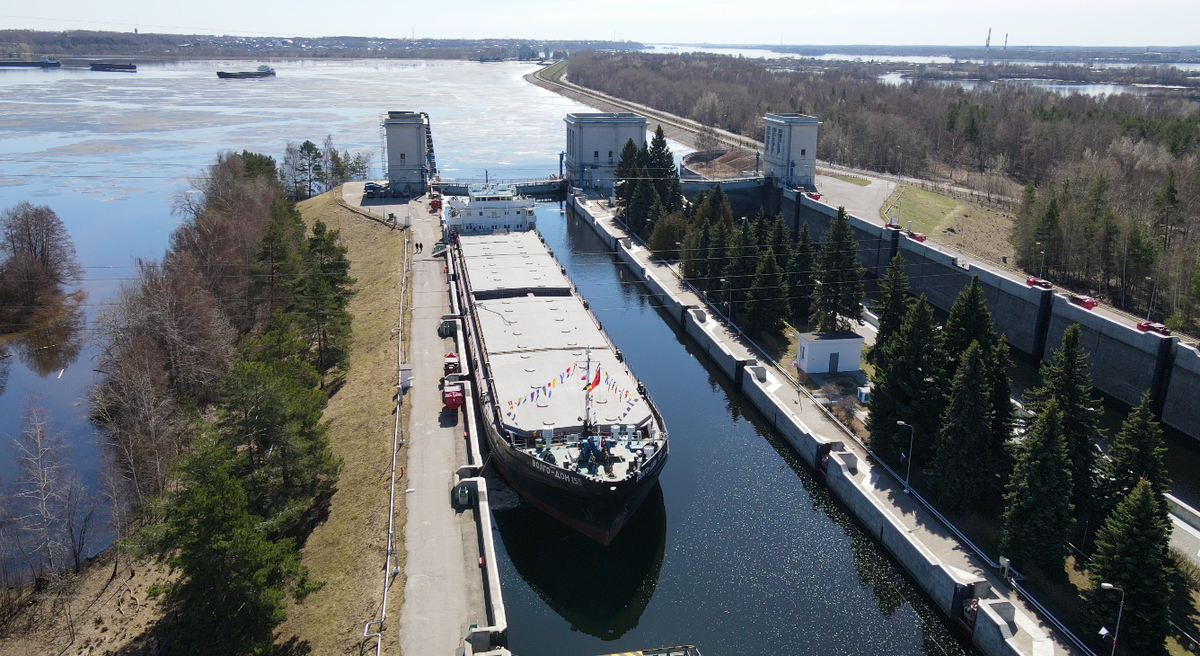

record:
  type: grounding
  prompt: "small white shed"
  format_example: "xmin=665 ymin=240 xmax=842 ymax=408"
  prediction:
xmin=795 ymin=331 xmax=863 ymax=374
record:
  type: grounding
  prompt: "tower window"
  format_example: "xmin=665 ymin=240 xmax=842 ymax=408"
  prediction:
xmin=801 ymin=149 xmax=806 ymax=156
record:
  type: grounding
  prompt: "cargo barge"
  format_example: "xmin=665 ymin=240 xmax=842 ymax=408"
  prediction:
xmin=90 ymin=62 xmax=137 ymax=72
xmin=445 ymin=184 xmax=668 ymax=544
xmin=216 ymin=65 xmax=275 ymax=79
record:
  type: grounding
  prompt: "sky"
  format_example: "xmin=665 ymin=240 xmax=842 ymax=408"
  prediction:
xmin=2 ymin=0 xmax=1198 ymax=48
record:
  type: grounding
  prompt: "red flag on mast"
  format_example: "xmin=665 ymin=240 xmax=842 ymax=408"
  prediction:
xmin=584 ymin=367 xmax=601 ymax=391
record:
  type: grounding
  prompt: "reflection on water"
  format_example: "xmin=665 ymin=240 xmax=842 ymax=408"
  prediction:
xmin=0 ymin=291 xmax=86 ymax=377
xmin=493 ymin=483 xmax=666 ymax=640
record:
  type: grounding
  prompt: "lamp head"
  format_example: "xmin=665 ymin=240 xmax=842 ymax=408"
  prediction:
xmin=1101 ymin=582 xmax=1114 ymax=590
xmin=897 ymin=420 xmax=908 ymax=426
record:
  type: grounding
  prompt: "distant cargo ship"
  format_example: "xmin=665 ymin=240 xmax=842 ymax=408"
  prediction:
xmin=90 ymin=62 xmax=137 ymax=72
xmin=0 ymin=57 xmax=60 ymax=68
xmin=216 ymin=65 xmax=275 ymax=79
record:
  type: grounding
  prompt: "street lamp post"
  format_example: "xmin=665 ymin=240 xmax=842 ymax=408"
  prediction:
xmin=1100 ymin=582 xmax=1125 ymax=656
xmin=898 ymin=420 xmax=915 ymax=494
xmin=1036 ymin=241 xmax=1047 ymax=278
xmin=1145 ymin=276 xmax=1157 ymax=321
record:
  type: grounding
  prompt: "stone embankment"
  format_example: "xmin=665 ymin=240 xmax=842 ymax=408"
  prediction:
xmin=570 ymin=190 xmax=1082 ymax=656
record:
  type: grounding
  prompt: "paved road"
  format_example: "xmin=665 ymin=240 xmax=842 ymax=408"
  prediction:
xmin=813 ymin=173 xmax=895 ymax=222
xmin=344 ymin=183 xmax=485 ymax=655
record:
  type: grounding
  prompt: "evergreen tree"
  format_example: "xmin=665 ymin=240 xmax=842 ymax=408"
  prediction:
xmin=295 ymin=220 xmax=356 ymax=377
xmin=709 ymin=214 xmax=732 ymax=297
xmin=1000 ymin=400 xmax=1074 ymax=572
xmin=690 ymin=217 xmax=713 ymax=285
xmin=752 ymin=207 xmax=770 ymax=249
xmin=615 ymin=138 xmax=640 ymax=209
xmin=944 ymin=276 xmax=997 ymax=371
xmin=811 ymin=207 xmax=866 ymax=331
xmin=239 ymin=150 xmax=278 ymax=180
xmin=1100 ymin=392 xmax=1170 ymax=522
xmin=725 ymin=222 xmax=758 ymax=318
xmin=144 ymin=433 xmax=318 ymax=655
xmin=707 ymin=183 xmax=733 ymax=228
xmin=647 ymin=211 xmax=689 ymax=259
xmin=787 ymin=223 xmax=815 ymax=325
xmin=1086 ymin=479 xmax=1172 ymax=656
xmin=648 ymin=126 xmax=682 ymax=211
xmin=217 ymin=359 xmax=341 ymax=534
xmin=626 ymin=171 xmax=659 ymax=237
xmin=867 ymin=255 xmax=912 ymax=366
xmin=252 ymin=199 xmax=306 ymax=316
xmin=681 ymin=216 xmax=708 ymax=280
xmin=1028 ymin=324 xmax=1102 ymax=524
xmin=645 ymin=194 xmax=664 ymax=240
xmin=988 ymin=336 xmax=1017 ymax=470
xmin=866 ymin=296 xmax=946 ymax=460
xmin=687 ymin=189 xmax=706 ymax=224
xmin=769 ymin=214 xmax=791 ymax=270
xmin=745 ymin=247 xmax=790 ymax=333
xmin=933 ymin=342 xmax=992 ymax=510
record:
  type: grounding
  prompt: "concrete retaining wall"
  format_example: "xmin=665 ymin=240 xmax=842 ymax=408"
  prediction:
xmin=1043 ymin=295 xmax=1169 ymax=408
xmin=1164 ymin=344 xmax=1200 ymax=436
xmin=683 ymin=309 xmax=744 ymax=382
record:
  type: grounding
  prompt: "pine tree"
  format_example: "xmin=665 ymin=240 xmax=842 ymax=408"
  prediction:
xmin=645 ymin=192 xmax=665 ymax=240
xmin=1028 ymin=324 xmax=1102 ymax=524
xmin=253 ymin=199 xmax=306 ymax=316
xmin=647 ymin=211 xmax=689 ymax=260
xmin=787 ymin=223 xmax=815 ymax=325
xmin=295 ymin=220 xmax=356 ymax=377
xmin=769 ymin=214 xmax=791 ymax=270
xmin=725 ymin=223 xmax=758 ymax=318
xmin=709 ymin=214 xmax=732 ymax=297
xmin=143 ymin=433 xmax=318 ymax=655
xmin=217 ymin=359 xmax=341 ymax=534
xmin=988 ymin=336 xmax=1016 ymax=470
xmin=681 ymin=216 xmax=708 ymax=281
xmin=811 ymin=207 xmax=866 ymax=332
xmin=627 ymin=171 xmax=659 ymax=238
xmin=867 ymin=255 xmax=912 ymax=366
xmin=1000 ymin=400 xmax=1074 ymax=572
xmin=615 ymin=138 xmax=640 ymax=208
xmin=866 ymin=296 xmax=946 ymax=460
xmin=1086 ymin=479 xmax=1172 ymax=656
xmin=707 ymin=183 xmax=733 ymax=228
xmin=648 ymin=126 xmax=682 ymax=211
xmin=933 ymin=342 xmax=993 ymax=510
xmin=752 ymin=207 xmax=769 ymax=249
xmin=1100 ymin=392 xmax=1170 ymax=522
xmin=746 ymin=247 xmax=790 ymax=333
xmin=944 ymin=276 xmax=997 ymax=373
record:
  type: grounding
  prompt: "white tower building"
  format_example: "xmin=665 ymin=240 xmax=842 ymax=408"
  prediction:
xmin=564 ymin=112 xmax=648 ymax=195
xmin=384 ymin=111 xmax=435 ymax=195
xmin=762 ymin=113 xmax=820 ymax=189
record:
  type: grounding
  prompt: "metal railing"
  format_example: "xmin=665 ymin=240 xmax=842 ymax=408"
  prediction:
xmin=363 ymin=226 xmax=411 ymax=655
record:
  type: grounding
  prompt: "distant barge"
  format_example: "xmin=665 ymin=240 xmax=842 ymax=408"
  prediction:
xmin=216 ymin=65 xmax=275 ymax=79
xmin=0 ymin=57 xmax=60 ymax=68
xmin=90 ymin=62 xmax=137 ymax=72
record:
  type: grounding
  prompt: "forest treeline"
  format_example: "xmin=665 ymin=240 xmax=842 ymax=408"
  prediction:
xmin=1 ymin=150 xmax=356 ymax=651
xmin=569 ymin=50 xmax=1200 ymax=330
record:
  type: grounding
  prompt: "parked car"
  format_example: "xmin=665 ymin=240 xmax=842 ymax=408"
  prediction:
xmin=1026 ymin=277 xmax=1053 ymax=289
xmin=1137 ymin=321 xmax=1172 ymax=336
xmin=1068 ymin=294 xmax=1099 ymax=310
xmin=907 ymin=231 xmax=927 ymax=242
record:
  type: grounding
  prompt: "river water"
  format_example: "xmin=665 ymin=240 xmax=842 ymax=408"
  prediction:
xmin=0 ymin=59 xmax=980 ymax=654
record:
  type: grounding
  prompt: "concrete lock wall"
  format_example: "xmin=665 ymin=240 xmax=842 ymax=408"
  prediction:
xmin=1043 ymin=295 xmax=1167 ymax=408
xmin=683 ymin=309 xmax=742 ymax=381
xmin=1164 ymin=344 xmax=1200 ymax=437
xmin=968 ymin=267 xmax=1051 ymax=357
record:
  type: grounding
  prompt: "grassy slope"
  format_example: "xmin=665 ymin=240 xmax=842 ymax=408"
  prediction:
xmin=274 ymin=190 xmax=408 ymax=655
xmin=882 ymin=185 xmax=1016 ymax=265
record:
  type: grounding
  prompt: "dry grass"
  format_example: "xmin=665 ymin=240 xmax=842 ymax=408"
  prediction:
xmin=882 ymin=184 xmax=1017 ymax=265
xmin=0 ymin=551 xmax=174 ymax=656
xmin=817 ymin=169 xmax=872 ymax=186
xmin=274 ymin=190 xmax=409 ymax=655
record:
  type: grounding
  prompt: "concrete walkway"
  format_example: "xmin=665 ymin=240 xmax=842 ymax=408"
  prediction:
xmin=814 ymin=172 xmax=895 ymax=222
xmin=342 ymin=185 xmax=485 ymax=656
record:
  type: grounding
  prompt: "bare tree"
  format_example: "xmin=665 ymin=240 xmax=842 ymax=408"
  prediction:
xmin=11 ymin=397 xmax=68 ymax=580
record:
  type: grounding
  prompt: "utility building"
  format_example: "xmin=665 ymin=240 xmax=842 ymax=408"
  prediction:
xmin=384 ymin=110 xmax=436 ymax=195
xmin=564 ymin=112 xmax=647 ymax=195
xmin=763 ymin=113 xmax=820 ymax=190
